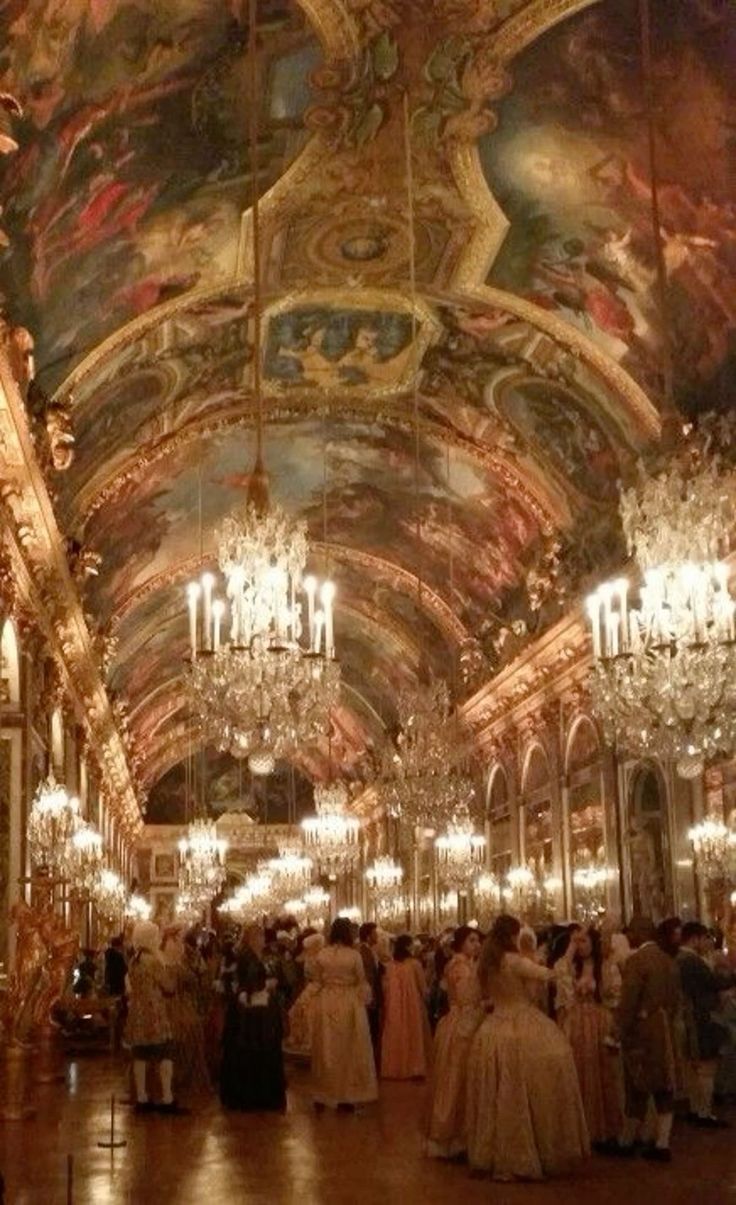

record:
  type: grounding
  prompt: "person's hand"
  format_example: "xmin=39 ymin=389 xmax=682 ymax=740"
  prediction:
xmin=265 ymin=977 xmax=278 ymax=992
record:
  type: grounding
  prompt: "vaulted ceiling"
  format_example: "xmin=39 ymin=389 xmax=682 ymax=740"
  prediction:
xmin=1 ymin=0 xmax=733 ymax=820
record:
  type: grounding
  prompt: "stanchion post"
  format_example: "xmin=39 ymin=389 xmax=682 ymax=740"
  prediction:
xmin=66 ymin=1154 xmax=73 ymax=1205
xmin=97 ymin=1092 xmax=127 ymax=1150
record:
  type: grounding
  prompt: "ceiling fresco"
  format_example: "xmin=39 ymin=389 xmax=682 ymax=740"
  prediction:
xmin=145 ymin=749 xmax=315 ymax=825
xmin=1 ymin=0 xmax=733 ymax=818
xmin=481 ymin=0 xmax=736 ymax=406
xmin=0 ymin=0 xmax=320 ymax=388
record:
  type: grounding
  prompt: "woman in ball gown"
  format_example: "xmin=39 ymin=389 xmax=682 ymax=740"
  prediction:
xmin=381 ymin=934 xmax=433 ymax=1080
xmin=220 ymin=924 xmax=286 ymax=1112
xmin=426 ymin=924 xmax=483 ymax=1158
xmin=310 ymin=916 xmax=377 ymax=1110
xmin=555 ymin=925 xmax=623 ymax=1144
xmin=466 ymin=915 xmax=589 ymax=1180
xmin=283 ymin=932 xmax=325 ymax=1058
xmin=161 ymin=927 xmax=211 ymax=1098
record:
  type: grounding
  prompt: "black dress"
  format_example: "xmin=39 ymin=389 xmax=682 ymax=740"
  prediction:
xmin=220 ymin=948 xmax=286 ymax=1111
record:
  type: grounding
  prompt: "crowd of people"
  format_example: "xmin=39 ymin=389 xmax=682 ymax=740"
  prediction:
xmin=74 ymin=909 xmax=736 ymax=1181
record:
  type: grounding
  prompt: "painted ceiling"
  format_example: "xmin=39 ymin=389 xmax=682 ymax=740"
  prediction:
xmin=0 ymin=0 xmax=733 ymax=821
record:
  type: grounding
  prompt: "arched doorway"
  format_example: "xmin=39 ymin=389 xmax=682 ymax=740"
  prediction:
xmin=627 ymin=763 xmax=672 ymax=922
xmin=486 ymin=766 xmax=512 ymax=883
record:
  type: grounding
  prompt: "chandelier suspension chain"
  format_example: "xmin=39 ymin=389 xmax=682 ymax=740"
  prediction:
xmin=639 ymin=0 xmax=674 ymax=414
xmin=247 ymin=0 xmax=265 ymax=469
xmin=403 ymin=90 xmax=424 ymax=616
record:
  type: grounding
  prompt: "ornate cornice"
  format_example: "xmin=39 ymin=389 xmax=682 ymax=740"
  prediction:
xmin=461 ymin=607 xmax=589 ymax=750
xmin=0 ymin=338 xmax=142 ymax=834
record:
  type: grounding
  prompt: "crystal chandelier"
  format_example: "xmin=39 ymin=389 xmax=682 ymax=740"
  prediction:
xmin=125 ymin=894 xmax=152 ymax=922
xmin=587 ymin=443 xmax=736 ymax=780
xmin=365 ymin=856 xmax=404 ymax=914
xmin=184 ymin=0 xmax=340 ymax=772
xmin=91 ymin=867 xmax=127 ymax=923
xmin=474 ymin=870 xmax=501 ymax=920
xmin=503 ymin=864 xmax=538 ymax=916
xmin=572 ymin=862 xmax=615 ymax=921
xmin=178 ymin=818 xmax=228 ymax=909
xmin=302 ymin=780 xmax=360 ymax=877
xmin=379 ymin=680 xmax=476 ymax=829
xmin=264 ymin=851 xmax=314 ymax=899
xmin=27 ymin=774 xmax=81 ymax=874
xmin=303 ymin=885 xmax=330 ymax=924
xmin=69 ymin=822 xmax=105 ymax=894
xmin=688 ymin=815 xmax=736 ymax=882
xmin=435 ymin=810 xmax=486 ymax=889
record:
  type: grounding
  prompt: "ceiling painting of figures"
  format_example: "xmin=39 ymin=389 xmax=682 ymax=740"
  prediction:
xmin=0 ymin=0 xmax=321 ymax=389
xmin=480 ymin=0 xmax=736 ymax=407
xmin=145 ymin=749 xmax=316 ymax=826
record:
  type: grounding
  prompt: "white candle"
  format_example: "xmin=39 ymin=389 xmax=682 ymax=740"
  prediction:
xmin=313 ymin=609 xmax=325 ymax=655
xmin=600 ymin=585 xmax=613 ymax=656
xmin=304 ymin=576 xmax=317 ymax=647
xmin=586 ymin=594 xmax=601 ymax=659
xmin=212 ymin=600 xmax=224 ymax=652
xmin=201 ymin=572 xmax=214 ymax=651
xmin=321 ymin=580 xmax=336 ymax=658
xmin=608 ymin=612 xmax=620 ymax=657
xmin=616 ymin=579 xmax=628 ymax=652
xmin=187 ymin=582 xmax=201 ymax=659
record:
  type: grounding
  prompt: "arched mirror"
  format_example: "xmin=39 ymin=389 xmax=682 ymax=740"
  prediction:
xmin=627 ymin=763 xmax=671 ymax=922
xmin=521 ymin=744 xmax=552 ymax=883
xmin=486 ymin=766 xmax=511 ymax=882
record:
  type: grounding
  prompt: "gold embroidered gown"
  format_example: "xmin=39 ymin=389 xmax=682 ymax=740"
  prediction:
xmin=466 ymin=952 xmax=589 ymax=1180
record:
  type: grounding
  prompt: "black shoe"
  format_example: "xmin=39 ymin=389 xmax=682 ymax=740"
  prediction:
xmin=686 ymin=1112 xmax=702 ymax=1126
xmin=595 ymin=1141 xmax=637 ymax=1158
xmin=336 ymin=1102 xmax=356 ymax=1113
xmin=133 ymin=1101 xmax=156 ymax=1114
xmin=694 ymin=1115 xmax=729 ymax=1130
xmin=642 ymin=1146 xmax=672 ymax=1163
xmin=156 ymin=1101 xmax=190 ymax=1116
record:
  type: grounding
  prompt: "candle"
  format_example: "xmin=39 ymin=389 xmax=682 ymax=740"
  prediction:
xmin=586 ymin=594 xmax=601 ymax=659
xmin=187 ymin=582 xmax=201 ymax=659
xmin=212 ymin=600 xmax=224 ymax=652
xmin=313 ymin=609 xmax=325 ymax=655
xmin=201 ymin=572 xmax=214 ymax=651
xmin=616 ymin=579 xmax=628 ymax=652
xmin=321 ymin=580 xmax=336 ymax=658
xmin=608 ymin=612 xmax=620 ymax=658
xmin=304 ymin=576 xmax=317 ymax=647
xmin=600 ymin=584 xmax=614 ymax=656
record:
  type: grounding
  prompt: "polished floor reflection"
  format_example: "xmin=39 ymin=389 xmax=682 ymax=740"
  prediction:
xmin=1 ymin=1057 xmax=735 ymax=1204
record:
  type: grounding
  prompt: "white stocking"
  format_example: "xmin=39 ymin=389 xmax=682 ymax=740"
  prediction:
xmin=160 ymin=1058 xmax=174 ymax=1105
xmin=133 ymin=1060 xmax=148 ymax=1104
xmin=655 ymin=1112 xmax=673 ymax=1150
xmin=696 ymin=1065 xmax=716 ymax=1118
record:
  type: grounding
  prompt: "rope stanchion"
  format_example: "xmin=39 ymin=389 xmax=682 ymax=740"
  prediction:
xmin=96 ymin=1093 xmax=127 ymax=1150
xmin=66 ymin=1154 xmax=74 ymax=1205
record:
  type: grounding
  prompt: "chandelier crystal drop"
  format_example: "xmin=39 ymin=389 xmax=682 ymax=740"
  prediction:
xmin=302 ymin=780 xmax=360 ymax=877
xmin=587 ymin=445 xmax=736 ymax=779
xmin=435 ymin=810 xmax=486 ymax=889
xmin=474 ymin=870 xmax=501 ymax=920
xmin=177 ymin=818 xmax=228 ymax=909
xmin=572 ymin=861 xmax=615 ymax=920
xmin=27 ymin=775 xmax=81 ymax=873
xmin=365 ymin=856 xmax=404 ymax=913
xmin=688 ymin=815 xmax=736 ymax=881
xmin=379 ymin=680 xmax=476 ymax=829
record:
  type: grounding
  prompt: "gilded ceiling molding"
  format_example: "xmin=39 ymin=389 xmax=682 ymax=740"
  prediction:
xmin=109 ymin=543 xmax=467 ymax=649
xmin=0 ymin=342 xmax=142 ymax=834
xmin=72 ymin=390 xmax=562 ymax=535
xmin=492 ymin=0 xmax=600 ymax=60
xmin=459 ymin=284 xmax=661 ymax=442
xmin=460 ymin=608 xmax=589 ymax=751
xmin=298 ymin=0 xmax=362 ymax=58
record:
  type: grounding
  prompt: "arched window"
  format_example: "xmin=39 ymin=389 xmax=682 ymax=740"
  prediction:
xmin=50 ymin=708 xmax=64 ymax=774
xmin=486 ymin=766 xmax=511 ymax=881
xmin=565 ymin=718 xmax=605 ymax=903
xmin=0 ymin=619 xmax=20 ymax=706
xmin=521 ymin=745 xmax=552 ymax=881
xmin=627 ymin=763 xmax=671 ymax=922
